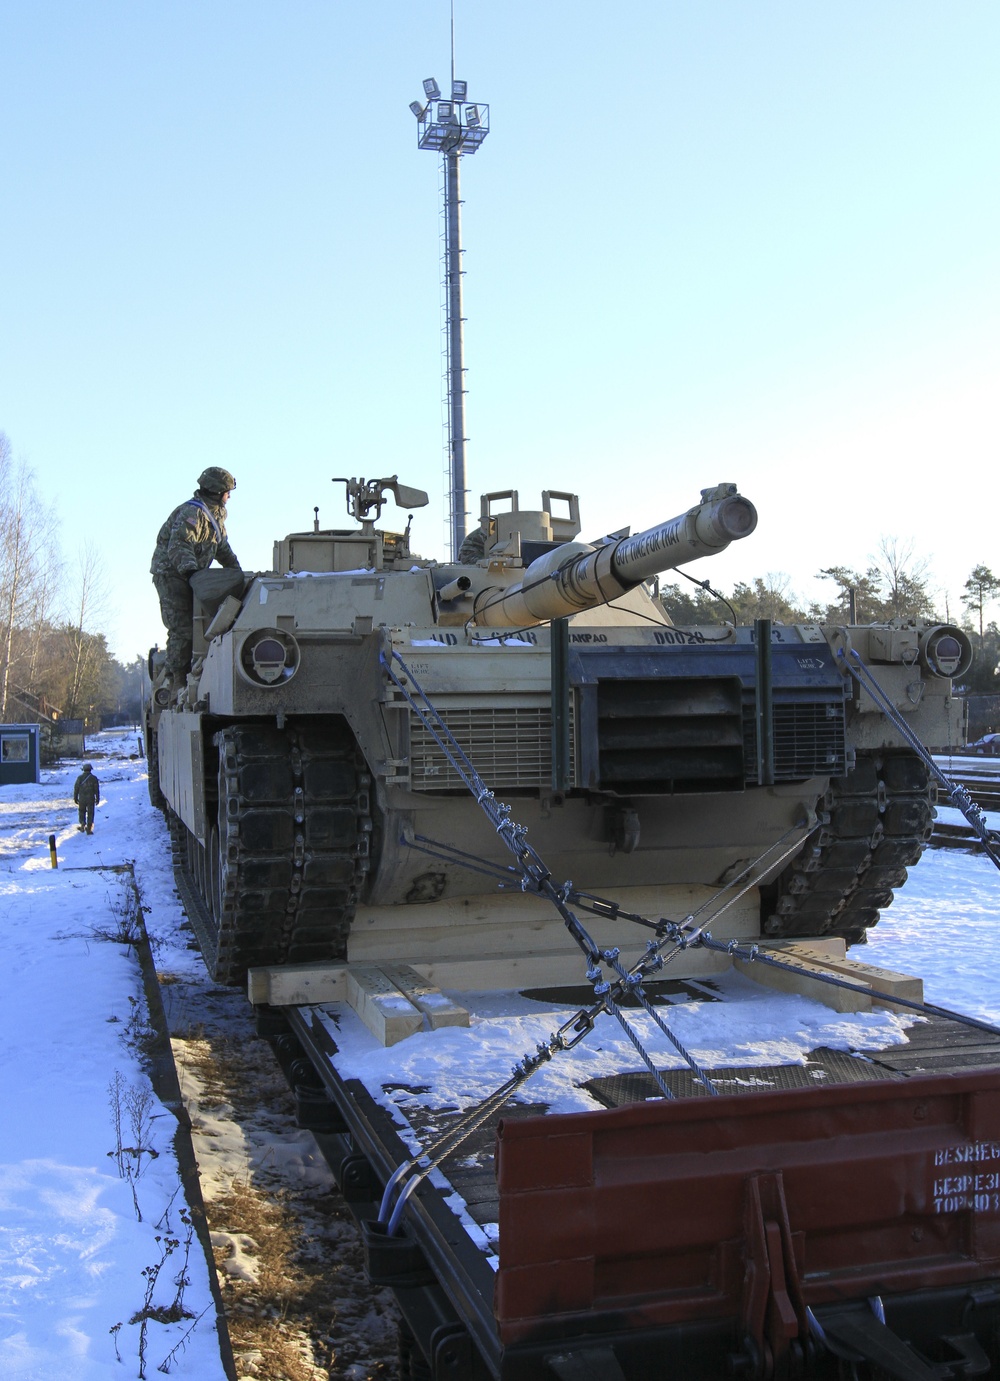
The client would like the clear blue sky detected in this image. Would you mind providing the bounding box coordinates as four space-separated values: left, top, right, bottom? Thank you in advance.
1 1 997 660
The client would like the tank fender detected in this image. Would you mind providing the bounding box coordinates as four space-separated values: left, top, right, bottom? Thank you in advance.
155 709 208 841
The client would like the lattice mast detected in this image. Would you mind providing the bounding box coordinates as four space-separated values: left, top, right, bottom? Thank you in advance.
410 20 490 559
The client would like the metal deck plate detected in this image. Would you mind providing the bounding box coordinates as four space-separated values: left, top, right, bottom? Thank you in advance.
585 1045 899 1107
862 1015 1000 1075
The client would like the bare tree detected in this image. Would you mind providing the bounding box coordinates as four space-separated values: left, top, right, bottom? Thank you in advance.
870 536 937 620
63 541 112 718
23 555 61 694
816 539 937 624
0 434 61 718
0 431 130 726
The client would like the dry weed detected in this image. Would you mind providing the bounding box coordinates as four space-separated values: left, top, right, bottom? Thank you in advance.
175 1017 399 1380
210 1178 322 1381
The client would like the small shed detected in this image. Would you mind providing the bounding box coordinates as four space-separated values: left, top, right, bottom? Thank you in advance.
0 724 42 785
49 718 86 759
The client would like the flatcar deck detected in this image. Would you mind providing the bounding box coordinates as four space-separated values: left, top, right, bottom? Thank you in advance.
288 1008 1000 1231
254 963 1000 1381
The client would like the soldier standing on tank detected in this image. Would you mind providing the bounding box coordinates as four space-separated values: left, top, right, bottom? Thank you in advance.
73 763 100 834
150 468 242 689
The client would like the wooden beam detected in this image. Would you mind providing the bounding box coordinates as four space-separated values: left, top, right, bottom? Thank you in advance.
251 943 738 1008
345 966 424 1047
766 943 923 1013
247 962 348 1006
346 886 761 982
734 952 873 1013
380 964 470 1029
414 947 737 992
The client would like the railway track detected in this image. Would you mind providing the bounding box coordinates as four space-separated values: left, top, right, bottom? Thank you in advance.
931 820 999 851
936 758 1000 806
929 756 1000 851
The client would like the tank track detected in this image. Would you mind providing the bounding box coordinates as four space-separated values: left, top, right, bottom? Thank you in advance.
761 749 935 945
172 720 372 985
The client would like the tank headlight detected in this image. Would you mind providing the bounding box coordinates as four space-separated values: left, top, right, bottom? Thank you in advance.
918 625 973 679
238 628 301 687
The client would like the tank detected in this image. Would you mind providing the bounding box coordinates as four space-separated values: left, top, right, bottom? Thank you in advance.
145 477 971 986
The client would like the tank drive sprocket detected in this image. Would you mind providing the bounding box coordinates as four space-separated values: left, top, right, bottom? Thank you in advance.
761 749 935 945
175 720 372 984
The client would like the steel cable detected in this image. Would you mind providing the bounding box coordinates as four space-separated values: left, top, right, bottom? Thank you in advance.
373 640 1000 1237
840 647 1000 871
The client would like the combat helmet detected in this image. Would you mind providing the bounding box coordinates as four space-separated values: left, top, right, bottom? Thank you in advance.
198 467 237 495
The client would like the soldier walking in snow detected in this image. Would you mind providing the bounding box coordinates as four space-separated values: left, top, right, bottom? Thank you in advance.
150 467 242 690
73 764 100 834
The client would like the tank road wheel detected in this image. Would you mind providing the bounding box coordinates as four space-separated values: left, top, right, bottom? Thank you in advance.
761 749 935 946
204 722 372 985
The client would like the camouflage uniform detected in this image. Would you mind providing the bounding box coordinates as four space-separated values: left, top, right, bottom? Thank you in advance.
74 765 100 832
150 473 241 682
458 526 488 564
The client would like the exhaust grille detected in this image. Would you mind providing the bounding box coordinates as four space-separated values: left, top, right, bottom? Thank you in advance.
743 698 846 783
588 677 745 794
409 706 574 791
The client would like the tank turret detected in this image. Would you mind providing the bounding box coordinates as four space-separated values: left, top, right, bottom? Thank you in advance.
145 478 968 987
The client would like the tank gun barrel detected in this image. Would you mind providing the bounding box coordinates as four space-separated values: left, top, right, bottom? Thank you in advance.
472 484 757 629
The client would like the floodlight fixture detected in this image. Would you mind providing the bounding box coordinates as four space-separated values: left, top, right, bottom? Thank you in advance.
466 104 481 127
423 77 441 99
409 100 426 119
436 100 454 122
452 79 468 101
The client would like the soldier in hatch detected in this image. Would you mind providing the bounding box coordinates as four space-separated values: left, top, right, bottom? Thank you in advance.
73 763 100 834
150 468 242 688
458 520 490 564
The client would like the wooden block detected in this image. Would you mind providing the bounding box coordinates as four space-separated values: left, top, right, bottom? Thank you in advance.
248 962 348 1006
345 966 423 1047
733 954 872 1013
770 946 923 1013
380 964 470 1029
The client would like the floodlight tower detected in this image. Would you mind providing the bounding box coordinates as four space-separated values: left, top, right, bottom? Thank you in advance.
410 71 490 559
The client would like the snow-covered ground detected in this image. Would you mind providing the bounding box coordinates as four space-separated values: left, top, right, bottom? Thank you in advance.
3 733 1000 1378
0 731 229 1381
864 805 1000 1024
